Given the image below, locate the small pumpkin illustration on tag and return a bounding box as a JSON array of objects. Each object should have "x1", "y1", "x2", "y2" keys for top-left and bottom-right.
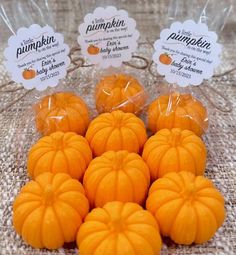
[
  {"x1": 87, "y1": 44, "x2": 100, "y2": 55},
  {"x1": 22, "y1": 68, "x2": 36, "y2": 80},
  {"x1": 159, "y1": 53, "x2": 172, "y2": 65}
]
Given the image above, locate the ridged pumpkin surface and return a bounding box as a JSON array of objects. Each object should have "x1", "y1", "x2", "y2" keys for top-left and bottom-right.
[
  {"x1": 27, "y1": 132, "x2": 92, "y2": 180},
  {"x1": 35, "y1": 92, "x2": 90, "y2": 135},
  {"x1": 77, "y1": 201, "x2": 162, "y2": 255},
  {"x1": 83, "y1": 150, "x2": 150, "y2": 207},
  {"x1": 147, "y1": 93, "x2": 208, "y2": 136},
  {"x1": 146, "y1": 171, "x2": 225, "y2": 245},
  {"x1": 95, "y1": 73, "x2": 147, "y2": 114},
  {"x1": 13, "y1": 172, "x2": 89, "y2": 249},
  {"x1": 86, "y1": 110, "x2": 147, "y2": 156},
  {"x1": 142, "y1": 128, "x2": 206, "y2": 180}
]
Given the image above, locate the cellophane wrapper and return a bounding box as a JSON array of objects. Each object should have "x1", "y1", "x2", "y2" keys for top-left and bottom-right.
[{"x1": 147, "y1": 0, "x2": 232, "y2": 137}]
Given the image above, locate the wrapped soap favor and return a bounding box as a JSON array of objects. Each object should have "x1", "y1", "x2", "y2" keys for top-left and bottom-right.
[
  {"x1": 78, "y1": 5, "x2": 148, "y2": 116},
  {"x1": 147, "y1": 0, "x2": 232, "y2": 137}
]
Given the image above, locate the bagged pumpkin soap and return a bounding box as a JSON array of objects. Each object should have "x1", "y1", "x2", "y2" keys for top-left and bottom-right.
[
  {"x1": 34, "y1": 91, "x2": 90, "y2": 136},
  {"x1": 148, "y1": 0, "x2": 232, "y2": 137},
  {"x1": 95, "y1": 71, "x2": 147, "y2": 115},
  {"x1": 147, "y1": 91, "x2": 208, "y2": 136},
  {"x1": 1, "y1": 0, "x2": 88, "y2": 137},
  {"x1": 78, "y1": 5, "x2": 148, "y2": 116}
]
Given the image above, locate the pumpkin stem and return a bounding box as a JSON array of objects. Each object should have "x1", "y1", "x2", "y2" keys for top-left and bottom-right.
[
  {"x1": 186, "y1": 183, "x2": 196, "y2": 194},
  {"x1": 43, "y1": 185, "x2": 54, "y2": 204},
  {"x1": 112, "y1": 114, "x2": 123, "y2": 128},
  {"x1": 113, "y1": 151, "x2": 125, "y2": 170},
  {"x1": 53, "y1": 136, "x2": 64, "y2": 150},
  {"x1": 170, "y1": 129, "x2": 182, "y2": 146},
  {"x1": 181, "y1": 183, "x2": 196, "y2": 202},
  {"x1": 109, "y1": 217, "x2": 125, "y2": 232}
]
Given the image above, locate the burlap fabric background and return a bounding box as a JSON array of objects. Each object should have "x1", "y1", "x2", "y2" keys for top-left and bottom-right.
[{"x1": 0, "y1": 0, "x2": 235, "y2": 254}]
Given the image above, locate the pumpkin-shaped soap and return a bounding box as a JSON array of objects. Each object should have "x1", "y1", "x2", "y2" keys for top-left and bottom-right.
[
  {"x1": 77, "y1": 201, "x2": 162, "y2": 255},
  {"x1": 13, "y1": 172, "x2": 89, "y2": 249},
  {"x1": 147, "y1": 93, "x2": 208, "y2": 136},
  {"x1": 95, "y1": 73, "x2": 147, "y2": 114},
  {"x1": 27, "y1": 132, "x2": 92, "y2": 180},
  {"x1": 83, "y1": 150, "x2": 150, "y2": 207},
  {"x1": 86, "y1": 110, "x2": 147, "y2": 156},
  {"x1": 35, "y1": 92, "x2": 90, "y2": 135},
  {"x1": 142, "y1": 128, "x2": 206, "y2": 180},
  {"x1": 146, "y1": 171, "x2": 225, "y2": 245}
]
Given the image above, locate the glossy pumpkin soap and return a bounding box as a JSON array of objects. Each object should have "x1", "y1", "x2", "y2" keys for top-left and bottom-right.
[
  {"x1": 13, "y1": 172, "x2": 89, "y2": 249},
  {"x1": 86, "y1": 110, "x2": 147, "y2": 156},
  {"x1": 77, "y1": 201, "x2": 162, "y2": 255},
  {"x1": 146, "y1": 171, "x2": 225, "y2": 245},
  {"x1": 95, "y1": 73, "x2": 147, "y2": 114},
  {"x1": 142, "y1": 128, "x2": 207, "y2": 180},
  {"x1": 147, "y1": 93, "x2": 208, "y2": 136},
  {"x1": 83, "y1": 150, "x2": 150, "y2": 207},
  {"x1": 27, "y1": 132, "x2": 92, "y2": 180},
  {"x1": 35, "y1": 92, "x2": 90, "y2": 135}
]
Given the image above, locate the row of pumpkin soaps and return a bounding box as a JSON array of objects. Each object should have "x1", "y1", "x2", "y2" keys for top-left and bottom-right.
[{"x1": 14, "y1": 163, "x2": 225, "y2": 253}]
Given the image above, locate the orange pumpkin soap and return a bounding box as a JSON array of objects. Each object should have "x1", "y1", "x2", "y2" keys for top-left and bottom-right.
[
  {"x1": 13, "y1": 172, "x2": 89, "y2": 249},
  {"x1": 77, "y1": 201, "x2": 162, "y2": 255},
  {"x1": 35, "y1": 92, "x2": 90, "y2": 135},
  {"x1": 83, "y1": 150, "x2": 150, "y2": 207},
  {"x1": 142, "y1": 128, "x2": 206, "y2": 180},
  {"x1": 86, "y1": 110, "x2": 147, "y2": 156},
  {"x1": 27, "y1": 132, "x2": 92, "y2": 180},
  {"x1": 95, "y1": 73, "x2": 147, "y2": 114},
  {"x1": 146, "y1": 171, "x2": 225, "y2": 245},
  {"x1": 147, "y1": 93, "x2": 208, "y2": 136}
]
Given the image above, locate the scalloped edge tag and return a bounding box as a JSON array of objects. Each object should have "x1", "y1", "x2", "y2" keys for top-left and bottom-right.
[
  {"x1": 4, "y1": 24, "x2": 70, "y2": 91},
  {"x1": 153, "y1": 20, "x2": 222, "y2": 86},
  {"x1": 78, "y1": 6, "x2": 140, "y2": 68}
]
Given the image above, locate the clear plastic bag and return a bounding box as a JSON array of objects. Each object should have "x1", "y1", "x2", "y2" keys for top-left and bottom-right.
[
  {"x1": 147, "y1": 90, "x2": 208, "y2": 136},
  {"x1": 0, "y1": 1, "x2": 92, "y2": 137},
  {"x1": 0, "y1": 0, "x2": 55, "y2": 35},
  {"x1": 0, "y1": 0, "x2": 80, "y2": 43},
  {"x1": 77, "y1": 4, "x2": 149, "y2": 116},
  {"x1": 148, "y1": 0, "x2": 232, "y2": 136},
  {"x1": 34, "y1": 91, "x2": 90, "y2": 136},
  {"x1": 94, "y1": 67, "x2": 148, "y2": 115},
  {"x1": 167, "y1": 0, "x2": 232, "y2": 33}
]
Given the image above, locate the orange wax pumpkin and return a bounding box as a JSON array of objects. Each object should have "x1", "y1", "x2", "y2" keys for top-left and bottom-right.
[
  {"x1": 77, "y1": 201, "x2": 162, "y2": 255},
  {"x1": 35, "y1": 92, "x2": 90, "y2": 135},
  {"x1": 147, "y1": 93, "x2": 208, "y2": 136},
  {"x1": 13, "y1": 172, "x2": 89, "y2": 249},
  {"x1": 86, "y1": 110, "x2": 147, "y2": 156},
  {"x1": 83, "y1": 150, "x2": 150, "y2": 207},
  {"x1": 95, "y1": 73, "x2": 147, "y2": 114},
  {"x1": 146, "y1": 171, "x2": 225, "y2": 245},
  {"x1": 27, "y1": 131, "x2": 92, "y2": 180},
  {"x1": 142, "y1": 128, "x2": 206, "y2": 180}
]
